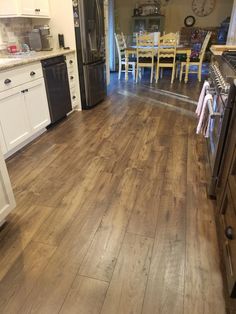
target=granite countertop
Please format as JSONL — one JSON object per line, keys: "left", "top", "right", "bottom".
{"left": 210, "top": 47, "right": 223, "bottom": 56}
{"left": 0, "top": 49, "right": 75, "bottom": 71}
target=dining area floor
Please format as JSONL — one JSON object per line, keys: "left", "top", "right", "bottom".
{"left": 0, "top": 75, "right": 226, "bottom": 313}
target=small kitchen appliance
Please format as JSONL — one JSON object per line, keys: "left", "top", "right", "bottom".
{"left": 29, "top": 25, "right": 53, "bottom": 51}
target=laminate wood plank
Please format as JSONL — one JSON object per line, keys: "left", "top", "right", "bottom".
{"left": 127, "top": 147, "right": 168, "bottom": 238}
{"left": 0, "top": 241, "right": 56, "bottom": 314}
{"left": 184, "top": 126, "right": 226, "bottom": 314}
{"left": 59, "top": 277, "right": 108, "bottom": 314}
{"left": 0, "top": 205, "right": 54, "bottom": 281}
{"left": 18, "top": 172, "right": 115, "bottom": 314}
{"left": 142, "top": 134, "right": 188, "bottom": 314}
{"left": 100, "top": 232, "right": 153, "bottom": 314}
{"left": 79, "top": 167, "right": 142, "bottom": 282}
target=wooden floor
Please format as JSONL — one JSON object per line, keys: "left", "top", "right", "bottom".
{"left": 0, "top": 74, "right": 226, "bottom": 314}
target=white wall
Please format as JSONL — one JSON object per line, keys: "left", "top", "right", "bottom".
{"left": 48, "top": 0, "right": 76, "bottom": 49}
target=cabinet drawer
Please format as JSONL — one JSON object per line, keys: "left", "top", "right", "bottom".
{"left": 66, "top": 56, "right": 75, "bottom": 70}
{"left": 68, "top": 74, "right": 76, "bottom": 88}
{"left": 70, "top": 87, "right": 78, "bottom": 108}
{"left": 220, "top": 185, "right": 236, "bottom": 297}
{"left": 0, "top": 62, "right": 43, "bottom": 93}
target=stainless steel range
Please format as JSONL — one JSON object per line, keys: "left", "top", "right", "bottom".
{"left": 207, "top": 52, "right": 236, "bottom": 197}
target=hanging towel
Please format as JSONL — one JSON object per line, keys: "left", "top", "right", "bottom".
{"left": 196, "top": 81, "right": 210, "bottom": 117}
{"left": 196, "top": 93, "right": 213, "bottom": 137}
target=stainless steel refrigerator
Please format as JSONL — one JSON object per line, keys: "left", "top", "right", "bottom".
{"left": 74, "top": 0, "right": 107, "bottom": 109}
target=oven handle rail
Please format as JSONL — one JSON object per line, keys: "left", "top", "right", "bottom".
{"left": 206, "top": 87, "right": 223, "bottom": 119}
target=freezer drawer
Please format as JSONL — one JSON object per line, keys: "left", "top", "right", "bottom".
{"left": 83, "top": 61, "right": 106, "bottom": 109}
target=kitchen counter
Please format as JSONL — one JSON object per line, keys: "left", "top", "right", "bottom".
{"left": 0, "top": 49, "right": 75, "bottom": 71}
{"left": 210, "top": 45, "right": 236, "bottom": 56}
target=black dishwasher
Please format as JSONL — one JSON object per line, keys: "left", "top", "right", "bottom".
{"left": 41, "top": 56, "right": 72, "bottom": 124}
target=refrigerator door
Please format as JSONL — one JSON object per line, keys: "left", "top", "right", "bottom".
{"left": 79, "top": 0, "right": 105, "bottom": 64}
{"left": 83, "top": 61, "right": 106, "bottom": 109}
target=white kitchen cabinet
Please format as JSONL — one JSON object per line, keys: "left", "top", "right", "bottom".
{"left": 66, "top": 53, "right": 81, "bottom": 110}
{"left": 0, "top": 86, "right": 31, "bottom": 151}
{"left": 24, "top": 79, "right": 51, "bottom": 133}
{"left": 0, "top": 0, "right": 50, "bottom": 18}
{"left": 0, "top": 62, "right": 51, "bottom": 156}
{"left": 0, "top": 124, "right": 7, "bottom": 155}
{"left": 0, "top": 147, "right": 16, "bottom": 225}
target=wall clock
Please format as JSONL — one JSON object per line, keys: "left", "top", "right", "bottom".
{"left": 192, "top": 0, "right": 216, "bottom": 17}
{"left": 184, "top": 15, "right": 196, "bottom": 27}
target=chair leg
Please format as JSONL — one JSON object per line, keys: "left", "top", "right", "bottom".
{"left": 132, "top": 63, "right": 136, "bottom": 80}
{"left": 198, "top": 64, "right": 202, "bottom": 82}
{"left": 171, "top": 66, "right": 175, "bottom": 84}
{"left": 136, "top": 66, "right": 139, "bottom": 83}
{"left": 150, "top": 66, "right": 154, "bottom": 84}
{"left": 118, "top": 61, "right": 122, "bottom": 80}
{"left": 179, "top": 63, "right": 183, "bottom": 82}
{"left": 156, "top": 66, "right": 160, "bottom": 83}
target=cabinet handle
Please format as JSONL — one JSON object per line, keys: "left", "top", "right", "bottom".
{"left": 21, "top": 89, "right": 28, "bottom": 93}
{"left": 35, "top": 8, "right": 40, "bottom": 12}
{"left": 4, "top": 78, "right": 11, "bottom": 85}
{"left": 30, "top": 71, "right": 36, "bottom": 76}
{"left": 69, "top": 60, "right": 73, "bottom": 64}
{"left": 225, "top": 226, "right": 233, "bottom": 240}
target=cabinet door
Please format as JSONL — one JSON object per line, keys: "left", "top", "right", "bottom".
{"left": 35, "top": 0, "right": 49, "bottom": 16}
{"left": 0, "top": 123, "right": 7, "bottom": 155}
{"left": 24, "top": 79, "right": 51, "bottom": 133}
{"left": 0, "top": 147, "right": 16, "bottom": 225}
{"left": 20, "top": 0, "right": 35, "bottom": 15}
{"left": 220, "top": 185, "right": 236, "bottom": 297}
{"left": 0, "top": 86, "right": 31, "bottom": 151}
{"left": 0, "top": 0, "right": 19, "bottom": 16}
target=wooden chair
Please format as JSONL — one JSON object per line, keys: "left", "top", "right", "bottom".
{"left": 179, "top": 31, "right": 212, "bottom": 82}
{"left": 114, "top": 32, "right": 136, "bottom": 80}
{"left": 136, "top": 33, "right": 155, "bottom": 84}
{"left": 156, "top": 32, "right": 177, "bottom": 84}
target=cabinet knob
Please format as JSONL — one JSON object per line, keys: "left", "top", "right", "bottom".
{"left": 70, "top": 76, "right": 74, "bottom": 80}
{"left": 72, "top": 96, "right": 76, "bottom": 100}
{"left": 30, "top": 71, "right": 36, "bottom": 76}
{"left": 4, "top": 78, "right": 11, "bottom": 85}
{"left": 225, "top": 226, "right": 233, "bottom": 240}
{"left": 69, "top": 60, "right": 73, "bottom": 64}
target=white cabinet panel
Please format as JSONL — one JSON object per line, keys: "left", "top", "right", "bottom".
{"left": 0, "top": 86, "right": 31, "bottom": 151}
{"left": 0, "top": 124, "right": 7, "bottom": 155}
{"left": 35, "top": 0, "right": 49, "bottom": 16}
{"left": 0, "top": 0, "right": 19, "bottom": 16}
{"left": 21, "top": 0, "right": 35, "bottom": 15}
{"left": 0, "top": 0, "right": 49, "bottom": 17}
{"left": 0, "top": 147, "right": 16, "bottom": 225}
{"left": 24, "top": 79, "right": 51, "bottom": 133}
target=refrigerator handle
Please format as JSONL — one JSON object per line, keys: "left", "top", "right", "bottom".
{"left": 95, "top": 0, "right": 102, "bottom": 52}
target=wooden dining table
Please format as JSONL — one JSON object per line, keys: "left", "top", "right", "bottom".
{"left": 125, "top": 46, "right": 192, "bottom": 83}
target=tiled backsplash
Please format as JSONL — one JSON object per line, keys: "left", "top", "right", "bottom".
{"left": 0, "top": 18, "right": 33, "bottom": 50}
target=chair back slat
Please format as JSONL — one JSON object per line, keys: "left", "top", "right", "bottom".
{"left": 158, "top": 32, "right": 177, "bottom": 58}
{"left": 199, "top": 31, "right": 212, "bottom": 62}
{"left": 114, "top": 32, "right": 126, "bottom": 60}
{"left": 136, "top": 33, "right": 155, "bottom": 60}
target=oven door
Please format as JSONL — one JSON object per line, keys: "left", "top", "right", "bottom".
{"left": 207, "top": 94, "right": 230, "bottom": 196}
